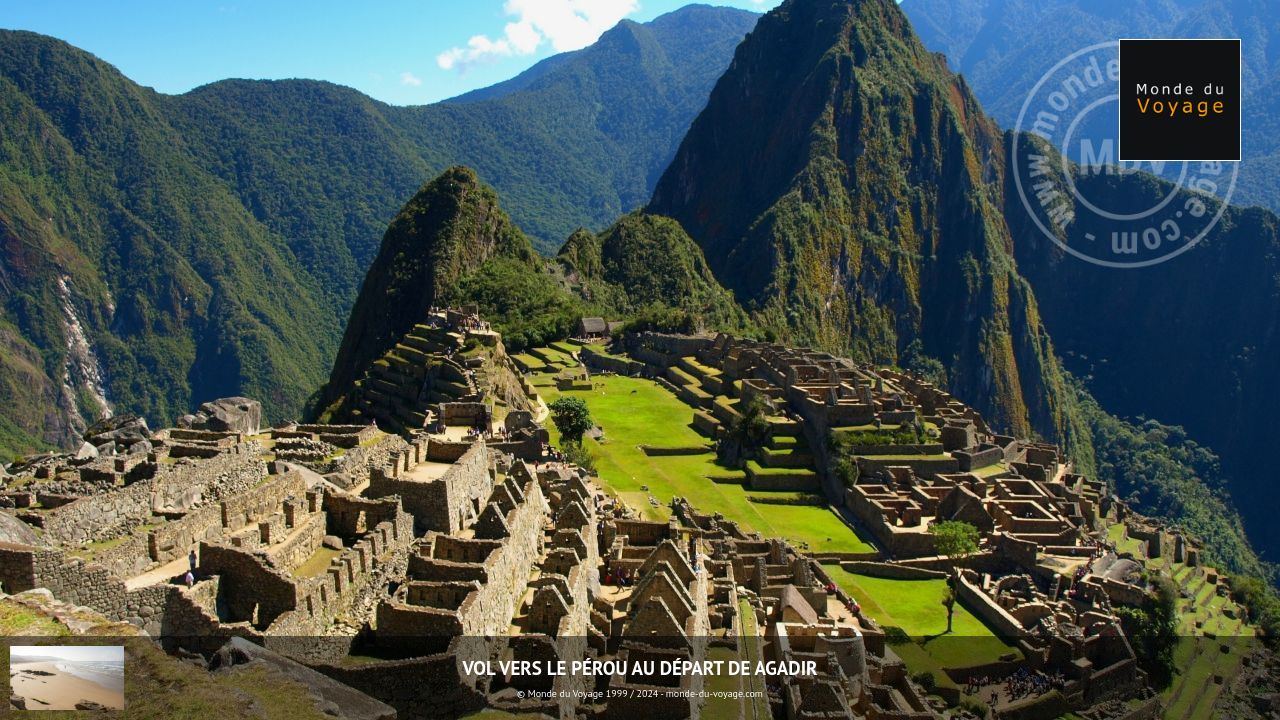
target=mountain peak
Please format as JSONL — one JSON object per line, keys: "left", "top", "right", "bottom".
{"left": 315, "top": 166, "right": 537, "bottom": 415}
{"left": 649, "top": 0, "right": 1083, "bottom": 451}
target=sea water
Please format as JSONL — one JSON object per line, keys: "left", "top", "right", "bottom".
{"left": 55, "top": 660, "right": 124, "bottom": 692}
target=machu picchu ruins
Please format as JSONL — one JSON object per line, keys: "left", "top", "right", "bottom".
{"left": 0, "top": 307, "right": 1256, "bottom": 720}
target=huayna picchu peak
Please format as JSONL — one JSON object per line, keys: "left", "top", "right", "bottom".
{"left": 650, "top": 0, "right": 1088, "bottom": 460}
{"left": 315, "top": 167, "right": 540, "bottom": 420}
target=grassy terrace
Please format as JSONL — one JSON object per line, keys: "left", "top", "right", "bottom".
{"left": 969, "top": 462, "right": 1009, "bottom": 478}
{"left": 823, "top": 564, "right": 1019, "bottom": 692}
{"left": 1149, "top": 545, "right": 1251, "bottom": 719}
{"left": 0, "top": 598, "right": 70, "bottom": 636}
{"left": 737, "top": 599, "right": 771, "bottom": 720}
{"left": 538, "top": 374, "right": 873, "bottom": 554}
{"left": 1100, "top": 519, "right": 1253, "bottom": 720}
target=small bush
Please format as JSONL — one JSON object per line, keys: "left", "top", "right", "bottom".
{"left": 912, "top": 670, "right": 937, "bottom": 692}
{"left": 562, "top": 441, "right": 596, "bottom": 473}
{"left": 882, "top": 625, "right": 910, "bottom": 645}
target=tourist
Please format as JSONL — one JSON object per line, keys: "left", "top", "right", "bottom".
{"left": 184, "top": 570, "right": 194, "bottom": 588}
{"left": 188, "top": 549, "right": 197, "bottom": 573}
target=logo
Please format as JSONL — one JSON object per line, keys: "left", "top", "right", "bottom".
{"left": 1011, "top": 41, "right": 1239, "bottom": 268}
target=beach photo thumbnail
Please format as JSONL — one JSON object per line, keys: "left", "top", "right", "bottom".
{"left": 9, "top": 645, "right": 124, "bottom": 711}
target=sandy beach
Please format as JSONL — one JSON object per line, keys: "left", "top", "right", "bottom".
{"left": 10, "top": 660, "right": 124, "bottom": 710}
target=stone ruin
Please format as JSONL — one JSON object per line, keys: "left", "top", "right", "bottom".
{"left": 587, "top": 330, "right": 1178, "bottom": 715}
{"left": 0, "top": 312, "right": 1209, "bottom": 719}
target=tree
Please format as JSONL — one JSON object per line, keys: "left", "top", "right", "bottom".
{"left": 930, "top": 520, "right": 980, "bottom": 633}
{"left": 720, "top": 393, "right": 771, "bottom": 466}
{"left": 834, "top": 456, "right": 860, "bottom": 489}
{"left": 941, "top": 584, "right": 958, "bottom": 634}
{"left": 1116, "top": 576, "right": 1179, "bottom": 688}
{"left": 561, "top": 440, "right": 596, "bottom": 473}
{"left": 549, "top": 397, "right": 594, "bottom": 445}
{"left": 932, "top": 520, "right": 980, "bottom": 566}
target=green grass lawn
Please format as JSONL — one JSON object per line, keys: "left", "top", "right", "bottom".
{"left": 540, "top": 375, "right": 873, "bottom": 554}
{"left": 292, "top": 547, "right": 341, "bottom": 578}
{"left": 1106, "top": 522, "right": 1146, "bottom": 557}
{"left": 511, "top": 353, "right": 546, "bottom": 372}
{"left": 0, "top": 599, "right": 70, "bottom": 635}
{"left": 702, "top": 646, "right": 743, "bottom": 720}
{"left": 822, "top": 565, "right": 1019, "bottom": 670}
{"left": 969, "top": 462, "right": 1008, "bottom": 478}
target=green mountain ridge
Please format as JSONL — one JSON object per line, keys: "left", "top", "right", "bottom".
{"left": 556, "top": 212, "right": 754, "bottom": 334}
{"left": 0, "top": 33, "right": 337, "bottom": 455}
{"left": 316, "top": 169, "right": 749, "bottom": 421}
{"left": 315, "top": 166, "right": 543, "bottom": 417}
{"left": 1002, "top": 135, "right": 1280, "bottom": 561}
{"left": 0, "top": 5, "right": 757, "bottom": 455}
{"left": 1, "top": 0, "right": 1273, "bottom": 583}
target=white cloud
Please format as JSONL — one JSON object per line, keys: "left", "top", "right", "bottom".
{"left": 437, "top": 0, "right": 638, "bottom": 72}
{"left": 400, "top": 71, "right": 422, "bottom": 86}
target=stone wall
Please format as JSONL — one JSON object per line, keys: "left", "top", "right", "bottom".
{"left": 221, "top": 471, "right": 306, "bottom": 531}
{"left": 265, "top": 513, "right": 326, "bottom": 571}
{"left": 379, "top": 479, "right": 548, "bottom": 638}
{"left": 91, "top": 531, "right": 154, "bottom": 578}
{"left": 198, "top": 542, "right": 298, "bottom": 627}
{"left": 324, "top": 493, "right": 406, "bottom": 537}
{"left": 124, "top": 583, "right": 230, "bottom": 647}
{"left": 152, "top": 443, "right": 267, "bottom": 508}
{"left": 0, "top": 546, "right": 130, "bottom": 620}
{"left": 425, "top": 439, "right": 473, "bottom": 463}
{"left": 0, "top": 543, "right": 38, "bottom": 594}
{"left": 838, "top": 561, "right": 946, "bottom": 580}
{"left": 331, "top": 433, "right": 409, "bottom": 487}
{"left": 854, "top": 455, "right": 960, "bottom": 479}
{"left": 279, "top": 505, "right": 414, "bottom": 636}
{"left": 955, "top": 445, "right": 1005, "bottom": 471}
{"left": 40, "top": 478, "right": 154, "bottom": 546}
{"left": 955, "top": 572, "right": 1024, "bottom": 639}
{"left": 369, "top": 442, "right": 493, "bottom": 533}
{"left": 314, "top": 645, "right": 488, "bottom": 720}
{"left": 581, "top": 348, "right": 644, "bottom": 376}
{"left": 148, "top": 503, "right": 224, "bottom": 566}
{"left": 843, "top": 487, "right": 937, "bottom": 558}
{"left": 38, "top": 443, "right": 268, "bottom": 548}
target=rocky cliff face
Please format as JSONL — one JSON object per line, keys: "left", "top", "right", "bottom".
{"left": 649, "top": 0, "right": 1086, "bottom": 453}
{"left": 1003, "top": 140, "right": 1280, "bottom": 553}
{"left": 315, "top": 167, "right": 540, "bottom": 415}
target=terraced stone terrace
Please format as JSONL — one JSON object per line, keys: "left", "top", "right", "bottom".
{"left": 533, "top": 372, "right": 874, "bottom": 555}
{"left": 1106, "top": 523, "right": 1256, "bottom": 720}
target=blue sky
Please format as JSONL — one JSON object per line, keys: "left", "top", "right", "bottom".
{"left": 3, "top": 1, "right": 782, "bottom": 105}
{"left": 11, "top": 645, "right": 123, "bottom": 662}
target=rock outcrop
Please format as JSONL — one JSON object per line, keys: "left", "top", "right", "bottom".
{"left": 81, "top": 414, "right": 152, "bottom": 456}
{"left": 178, "top": 397, "right": 262, "bottom": 435}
